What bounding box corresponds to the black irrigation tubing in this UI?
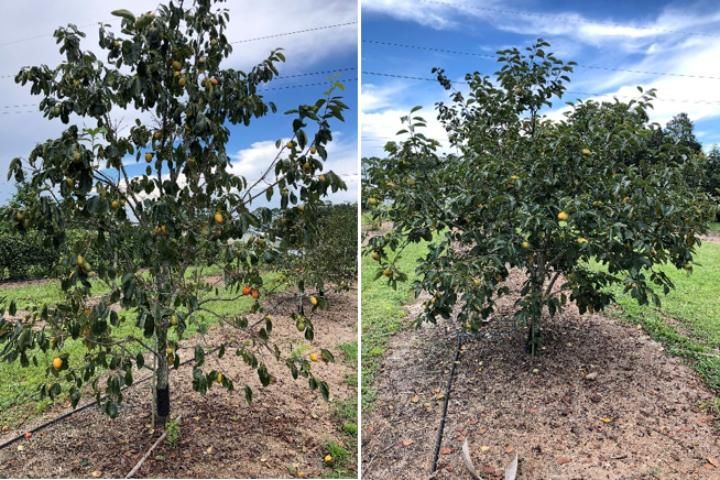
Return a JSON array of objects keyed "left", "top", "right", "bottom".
[
  {"left": 430, "top": 330, "right": 463, "bottom": 475},
  {"left": 0, "top": 346, "right": 221, "bottom": 451}
]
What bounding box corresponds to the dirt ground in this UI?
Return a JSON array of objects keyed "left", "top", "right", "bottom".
[
  {"left": 362, "top": 270, "right": 720, "bottom": 480},
  {"left": 0, "top": 286, "right": 358, "bottom": 479}
]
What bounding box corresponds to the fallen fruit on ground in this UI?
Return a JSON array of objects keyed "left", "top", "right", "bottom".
[
  {"left": 309, "top": 352, "right": 319, "bottom": 362},
  {"left": 309, "top": 295, "right": 318, "bottom": 306}
]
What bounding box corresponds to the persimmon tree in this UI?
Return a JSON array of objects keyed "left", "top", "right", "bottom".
[
  {"left": 269, "top": 202, "right": 357, "bottom": 310},
  {"left": 0, "top": 0, "right": 347, "bottom": 424},
  {"left": 364, "top": 39, "right": 712, "bottom": 354}
]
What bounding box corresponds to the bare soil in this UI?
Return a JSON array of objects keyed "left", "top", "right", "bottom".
[
  {"left": 0, "top": 286, "right": 358, "bottom": 479},
  {"left": 362, "top": 270, "right": 720, "bottom": 480}
]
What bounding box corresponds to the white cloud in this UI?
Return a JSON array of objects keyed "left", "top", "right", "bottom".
[
  {"left": 361, "top": 81, "right": 452, "bottom": 158},
  {"left": 229, "top": 134, "right": 358, "bottom": 206},
  {"left": 364, "top": 1, "right": 720, "bottom": 138},
  {"left": 363, "top": 0, "right": 468, "bottom": 29}
]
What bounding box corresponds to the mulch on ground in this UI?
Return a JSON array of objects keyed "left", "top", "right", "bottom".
[
  {"left": 362, "top": 270, "right": 720, "bottom": 480},
  {"left": 0, "top": 286, "right": 358, "bottom": 479}
]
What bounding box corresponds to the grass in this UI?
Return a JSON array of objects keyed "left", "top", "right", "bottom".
[
  {"left": 323, "top": 339, "right": 358, "bottom": 479},
  {"left": 320, "top": 440, "right": 352, "bottom": 479},
  {"left": 337, "top": 341, "right": 357, "bottom": 363},
  {"left": 594, "top": 242, "right": 720, "bottom": 392},
  {"left": 708, "top": 222, "right": 720, "bottom": 233},
  {"left": 0, "top": 270, "right": 286, "bottom": 428},
  {"left": 361, "top": 234, "right": 430, "bottom": 409}
]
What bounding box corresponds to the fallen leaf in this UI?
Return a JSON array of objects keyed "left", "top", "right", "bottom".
[
  {"left": 206, "top": 446, "right": 215, "bottom": 455},
  {"left": 708, "top": 457, "right": 720, "bottom": 468},
  {"left": 505, "top": 446, "right": 515, "bottom": 454},
  {"left": 479, "top": 445, "right": 491, "bottom": 453},
  {"left": 557, "top": 455, "right": 572, "bottom": 465},
  {"left": 411, "top": 395, "right": 420, "bottom": 403},
  {"left": 600, "top": 417, "right": 612, "bottom": 424},
  {"left": 91, "top": 471, "right": 102, "bottom": 478},
  {"left": 585, "top": 372, "right": 598, "bottom": 380},
  {"left": 440, "top": 447, "right": 453, "bottom": 455},
  {"left": 401, "top": 438, "right": 415, "bottom": 447},
  {"left": 16, "top": 445, "right": 24, "bottom": 451},
  {"left": 480, "top": 465, "right": 498, "bottom": 475}
]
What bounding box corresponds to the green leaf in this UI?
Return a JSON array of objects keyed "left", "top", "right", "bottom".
[
  {"left": 257, "top": 363, "right": 271, "bottom": 387},
  {"left": 111, "top": 9, "right": 136, "bottom": 21},
  {"left": 194, "top": 346, "right": 205, "bottom": 367}
]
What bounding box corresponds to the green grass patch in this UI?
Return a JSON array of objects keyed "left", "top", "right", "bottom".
[
  {"left": 325, "top": 339, "right": 358, "bottom": 478},
  {"left": 708, "top": 222, "right": 720, "bottom": 233},
  {"left": 320, "top": 440, "right": 352, "bottom": 479},
  {"left": 337, "top": 341, "right": 357, "bottom": 363},
  {"left": 361, "top": 236, "right": 429, "bottom": 409},
  {"left": 1, "top": 278, "right": 110, "bottom": 308},
  {"left": 594, "top": 242, "right": 720, "bottom": 392}
]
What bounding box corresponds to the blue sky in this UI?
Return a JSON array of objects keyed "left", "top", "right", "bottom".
[
  {"left": 0, "top": 0, "right": 358, "bottom": 205},
  {"left": 361, "top": 0, "right": 720, "bottom": 157}
]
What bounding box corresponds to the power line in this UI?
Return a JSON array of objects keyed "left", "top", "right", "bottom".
[
  {"left": 260, "top": 77, "right": 356, "bottom": 91},
  {"left": 0, "top": 22, "right": 101, "bottom": 49},
  {"left": 363, "top": 39, "right": 720, "bottom": 81},
  {"left": 0, "top": 71, "right": 356, "bottom": 112},
  {"left": 362, "top": 70, "right": 720, "bottom": 105},
  {"left": 0, "top": 21, "right": 356, "bottom": 78},
  {"left": 230, "top": 21, "right": 356, "bottom": 44},
  {"left": 1, "top": 66, "right": 356, "bottom": 82},
  {"left": 420, "top": 0, "right": 719, "bottom": 39},
  {"left": 277, "top": 67, "right": 356, "bottom": 80}
]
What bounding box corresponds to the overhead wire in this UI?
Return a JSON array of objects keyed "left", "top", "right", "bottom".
[
  {"left": 363, "top": 39, "right": 720, "bottom": 81},
  {"left": 362, "top": 70, "right": 720, "bottom": 105}
]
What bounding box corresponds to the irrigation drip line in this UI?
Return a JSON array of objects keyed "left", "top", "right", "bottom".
[{"left": 430, "top": 330, "right": 463, "bottom": 475}]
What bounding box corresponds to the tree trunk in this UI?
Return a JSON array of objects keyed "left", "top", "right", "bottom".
[
  {"left": 526, "top": 254, "right": 545, "bottom": 355},
  {"left": 155, "top": 329, "right": 170, "bottom": 427}
]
